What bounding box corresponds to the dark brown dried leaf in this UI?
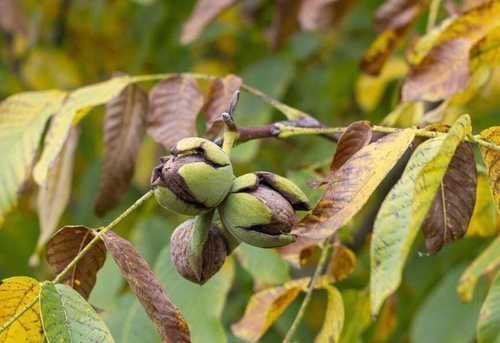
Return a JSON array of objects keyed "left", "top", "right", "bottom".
[
  {"left": 147, "top": 76, "right": 204, "bottom": 150},
  {"left": 102, "top": 231, "right": 191, "bottom": 343},
  {"left": 181, "top": 0, "right": 239, "bottom": 45},
  {"left": 204, "top": 75, "right": 242, "bottom": 138},
  {"left": 422, "top": 142, "right": 478, "bottom": 254},
  {"left": 269, "top": 0, "right": 301, "bottom": 51},
  {"left": 95, "top": 84, "right": 147, "bottom": 216},
  {"left": 331, "top": 121, "right": 373, "bottom": 172},
  {"left": 46, "top": 225, "right": 106, "bottom": 299},
  {"left": 299, "top": 0, "right": 357, "bottom": 32}
]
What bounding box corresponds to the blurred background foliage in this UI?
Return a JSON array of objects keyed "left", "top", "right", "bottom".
[{"left": 0, "top": 0, "right": 498, "bottom": 342}]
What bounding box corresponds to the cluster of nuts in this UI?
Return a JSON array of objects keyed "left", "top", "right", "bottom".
[{"left": 151, "top": 137, "right": 310, "bottom": 284}]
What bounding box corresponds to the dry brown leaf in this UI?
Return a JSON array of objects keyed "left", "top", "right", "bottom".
[
  {"left": 402, "top": 1, "right": 500, "bottom": 101},
  {"left": 0, "top": 0, "right": 29, "bottom": 37},
  {"left": 269, "top": 0, "right": 302, "bottom": 50},
  {"left": 95, "top": 83, "right": 147, "bottom": 216},
  {"left": 330, "top": 121, "right": 373, "bottom": 172},
  {"left": 37, "top": 127, "right": 79, "bottom": 255},
  {"left": 298, "top": 0, "right": 357, "bottom": 32},
  {"left": 421, "top": 142, "right": 477, "bottom": 254},
  {"left": 46, "top": 225, "right": 106, "bottom": 299},
  {"left": 360, "top": 29, "right": 407, "bottom": 76},
  {"left": 181, "top": 0, "right": 239, "bottom": 45},
  {"left": 147, "top": 76, "right": 204, "bottom": 150},
  {"left": 203, "top": 74, "right": 242, "bottom": 138},
  {"left": 374, "top": 0, "right": 422, "bottom": 31},
  {"left": 102, "top": 231, "right": 191, "bottom": 343},
  {"left": 327, "top": 244, "right": 357, "bottom": 282}
]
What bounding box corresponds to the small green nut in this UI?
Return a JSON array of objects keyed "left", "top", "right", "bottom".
[
  {"left": 151, "top": 137, "right": 234, "bottom": 215},
  {"left": 218, "top": 172, "right": 310, "bottom": 248}
]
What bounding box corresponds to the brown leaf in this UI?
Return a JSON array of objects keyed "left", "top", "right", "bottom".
[
  {"left": 269, "top": 0, "right": 301, "bottom": 51},
  {"left": 46, "top": 225, "right": 106, "bottom": 299},
  {"left": 147, "top": 76, "right": 204, "bottom": 150},
  {"left": 102, "top": 231, "right": 191, "bottom": 343},
  {"left": 360, "top": 29, "right": 407, "bottom": 76},
  {"left": 95, "top": 83, "right": 147, "bottom": 216},
  {"left": 203, "top": 74, "right": 242, "bottom": 138},
  {"left": 181, "top": 0, "right": 239, "bottom": 45},
  {"left": 327, "top": 244, "right": 357, "bottom": 282},
  {"left": 374, "top": 0, "right": 423, "bottom": 32},
  {"left": 299, "top": 0, "right": 357, "bottom": 32},
  {"left": 277, "top": 234, "right": 320, "bottom": 267},
  {"left": 0, "top": 0, "right": 29, "bottom": 37},
  {"left": 330, "top": 121, "right": 372, "bottom": 172},
  {"left": 421, "top": 142, "right": 477, "bottom": 254},
  {"left": 402, "top": 1, "right": 500, "bottom": 101},
  {"left": 37, "top": 127, "right": 79, "bottom": 254}
]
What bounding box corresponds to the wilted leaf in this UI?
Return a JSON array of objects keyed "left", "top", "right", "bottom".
[
  {"left": 232, "top": 276, "right": 330, "bottom": 342},
  {"left": 422, "top": 142, "right": 477, "bottom": 254},
  {"left": 371, "top": 115, "right": 471, "bottom": 315},
  {"left": 402, "top": 2, "right": 500, "bottom": 101},
  {"left": 0, "top": 276, "right": 42, "bottom": 343},
  {"left": 468, "top": 173, "right": 498, "bottom": 237},
  {"left": 36, "top": 127, "right": 79, "bottom": 255},
  {"left": 315, "top": 285, "right": 344, "bottom": 343},
  {"left": 331, "top": 121, "right": 372, "bottom": 172},
  {"left": 479, "top": 127, "right": 500, "bottom": 211},
  {"left": 477, "top": 272, "right": 500, "bottom": 343},
  {"left": 327, "top": 244, "right": 357, "bottom": 282},
  {"left": 339, "top": 289, "right": 371, "bottom": 343},
  {"left": 40, "top": 282, "right": 114, "bottom": 342},
  {"left": 95, "top": 84, "right": 147, "bottom": 216},
  {"left": 458, "top": 235, "right": 500, "bottom": 302},
  {"left": 0, "top": 91, "right": 66, "bottom": 227},
  {"left": 181, "top": 0, "right": 239, "bottom": 44},
  {"left": 147, "top": 76, "right": 204, "bottom": 150},
  {"left": 46, "top": 225, "right": 106, "bottom": 299},
  {"left": 295, "top": 128, "right": 415, "bottom": 240},
  {"left": 102, "top": 231, "right": 190, "bottom": 343},
  {"left": 203, "top": 74, "right": 242, "bottom": 137},
  {"left": 298, "top": 0, "right": 356, "bottom": 32},
  {"left": 34, "top": 76, "right": 132, "bottom": 185}
]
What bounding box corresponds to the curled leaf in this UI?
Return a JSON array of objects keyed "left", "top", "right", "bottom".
[
  {"left": 102, "top": 231, "right": 190, "bottom": 343},
  {"left": 46, "top": 225, "right": 106, "bottom": 299},
  {"left": 95, "top": 83, "right": 148, "bottom": 216},
  {"left": 330, "top": 121, "right": 372, "bottom": 172},
  {"left": 147, "top": 76, "right": 204, "bottom": 150}
]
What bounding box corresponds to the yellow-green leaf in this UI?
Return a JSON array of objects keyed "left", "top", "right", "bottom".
[
  {"left": 33, "top": 76, "right": 131, "bottom": 185},
  {"left": 458, "top": 235, "right": 500, "bottom": 302},
  {"left": 0, "top": 91, "right": 66, "bottom": 227},
  {"left": 371, "top": 115, "right": 471, "bottom": 315},
  {"left": 381, "top": 102, "right": 424, "bottom": 127},
  {"left": 480, "top": 127, "right": 500, "bottom": 211},
  {"left": 315, "top": 285, "right": 344, "bottom": 343},
  {"left": 477, "top": 272, "right": 500, "bottom": 343},
  {"left": 467, "top": 173, "right": 498, "bottom": 237},
  {"left": 0, "top": 276, "right": 42, "bottom": 343},
  {"left": 339, "top": 289, "right": 371, "bottom": 343},
  {"left": 472, "top": 26, "right": 500, "bottom": 68}
]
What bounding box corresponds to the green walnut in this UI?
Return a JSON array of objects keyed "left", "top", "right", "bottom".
[
  {"left": 151, "top": 137, "right": 234, "bottom": 215},
  {"left": 218, "top": 172, "right": 310, "bottom": 248}
]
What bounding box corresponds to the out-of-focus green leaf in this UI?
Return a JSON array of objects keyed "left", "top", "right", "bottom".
[
  {"left": 477, "top": 272, "right": 500, "bottom": 343},
  {"left": 130, "top": 216, "right": 172, "bottom": 266},
  {"left": 338, "top": 289, "right": 371, "bottom": 343}
]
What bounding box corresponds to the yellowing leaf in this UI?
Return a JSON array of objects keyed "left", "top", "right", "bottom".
[
  {"left": 480, "top": 127, "right": 500, "bottom": 211},
  {"left": 381, "top": 102, "right": 424, "bottom": 127},
  {"left": 360, "top": 29, "right": 405, "bottom": 76},
  {"left": 472, "top": 26, "right": 500, "bottom": 68},
  {"left": 327, "top": 244, "right": 357, "bottom": 282},
  {"left": 0, "top": 276, "right": 42, "bottom": 343},
  {"left": 477, "top": 272, "right": 500, "bottom": 343},
  {"left": 339, "top": 289, "right": 371, "bottom": 343},
  {"left": 33, "top": 76, "right": 132, "bottom": 185},
  {"left": 458, "top": 235, "right": 500, "bottom": 302},
  {"left": 0, "top": 90, "right": 66, "bottom": 226},
  {"left": 467, "top": 173, "right": 498, "bottom": 237},
  {"left": 356, "top": 58, "right": 408, "bottom": 112},
  {"left": 315, "top": 285, "right": 344, "bottom": 343},
  {"left": 371, "top": 115, "right": 471, "bottom": 315},
  {"left": 295, "top": 129, "right": 415, "bottom": 240}
]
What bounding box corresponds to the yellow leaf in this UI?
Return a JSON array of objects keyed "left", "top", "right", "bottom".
[
  {"left": 381, "top": 102, "right": 424, "bottom": 127},
  {"left": 458, "top": 235, "right": 500, "bottom": 302},
  {"left": 472, "top": 26, "right": 500, "bottom": 68},
  {"left": 33, "top": 76, "right": 131, "bottom": 185},
  {"left": 327, "top": 244, "right": 357, "bottom": 282},
  {"left": 360, "top": 30, "right": 404, "bottom": 76},
  {"left": 0, "top": 276, "right": 42, "bottom": 343},
  {"left": 371, "top": 115, "right": 471, "bottom": 315},
  {"left": 315, "top": 285, "right": 344, "bottom": 343},
  {"left": 0, "top": 90, "right": 66, "bottom": 226},
  {"left": 480, "top": 126, "right": 500, "bottom": 211},
  {"left": 467, "top": 173, "right": 498, "bottom": 237}
]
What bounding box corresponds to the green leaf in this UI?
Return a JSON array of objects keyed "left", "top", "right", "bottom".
[
  {"left": 458, "top": 235, "right": 500, "bottom": 302},
  {"left": 154, "top": 245, "right": 235, "bottom": 343},
  {"left": 33, "top": 76, "right": 131, "bottom": 185},
  {"left": 114, "top": 294, "right": 160, "bottom": 343},
  {"left": 411, "top": 265, "right": 485, "bottom": 343},
  {"left": 371, "top": 115, "right": 471, "bottom": 315},
  {"left": 235, "top": 244, "right": 290, "bottom": 287},
  {"left": 477, "top": 272, "right": 500, "bottom": 343},
  {"left": 0, "top": 90, "right": 66, "bottom": 226},
  {"left": 338, "top": 289, "right": 371, "bottom": 343},
  {"left": 40, "top": 282, "right": 114, "bottom": 342},
  {"left": 315, "top": 285, "right": 344, "bottom": 343}
]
